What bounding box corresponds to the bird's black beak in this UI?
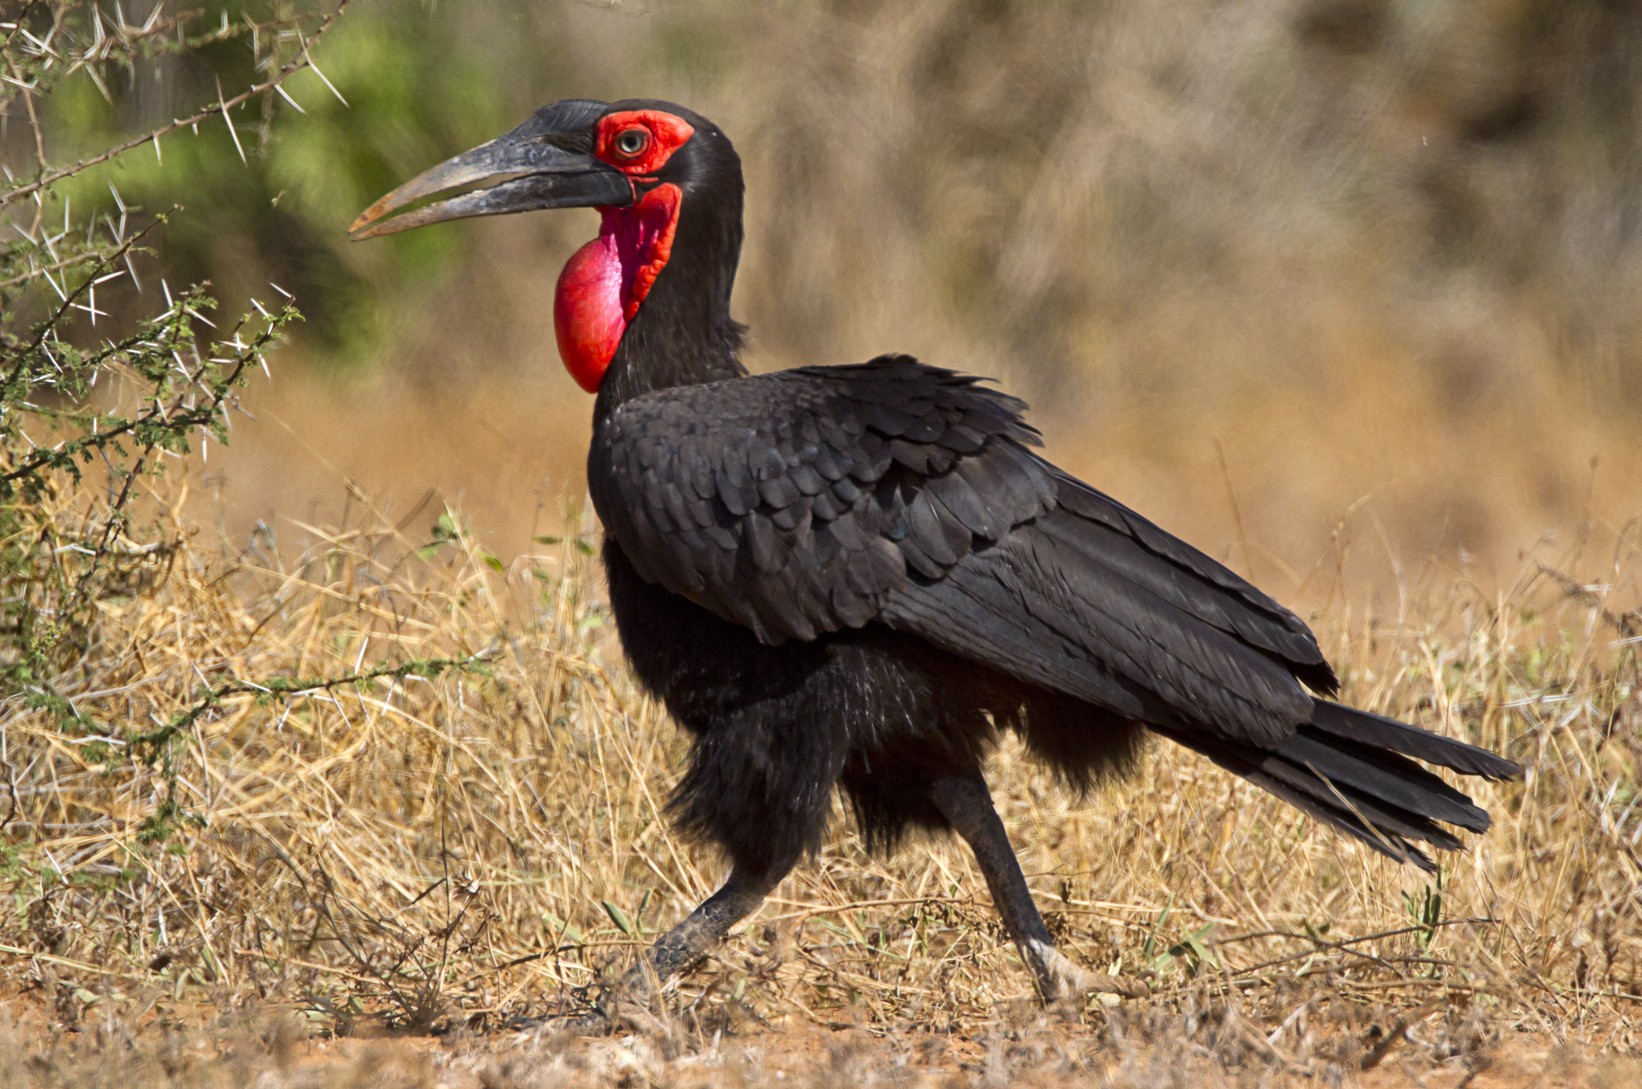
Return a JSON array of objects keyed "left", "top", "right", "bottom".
[{"left": 349, "top": 127, "right": 633, "bottom": 240}]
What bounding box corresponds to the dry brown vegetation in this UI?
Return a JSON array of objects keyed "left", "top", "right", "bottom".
[
  {"left": 1, "top": 454, "right": 1638, "bottom": 1085},
  {"left": 5, "top": 1, "right": 1642, "bottom": 1085}
]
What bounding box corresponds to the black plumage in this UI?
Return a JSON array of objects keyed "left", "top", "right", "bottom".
[
  {"left": 593, "top": 357, "right": 1512, "bottom": 875},
  {"left": 351, "top": 98, "right": 1521, "bottom": 1017}
]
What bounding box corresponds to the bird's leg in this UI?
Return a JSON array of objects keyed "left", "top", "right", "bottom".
[
  {"left": 591, "top": 859, "right": 789, "bottom": 1029},
  {"left": 928, "top": 774, "right": 1138, "bottom": 1005}
]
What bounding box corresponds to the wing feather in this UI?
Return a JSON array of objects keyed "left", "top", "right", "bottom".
[{"left": 588, "top": 355, "right": 1052, "bottom": 644}]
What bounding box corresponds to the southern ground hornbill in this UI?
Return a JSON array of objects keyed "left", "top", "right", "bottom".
[{"left": 351, "top": 99, "right": 1520, "bottom": 1018}]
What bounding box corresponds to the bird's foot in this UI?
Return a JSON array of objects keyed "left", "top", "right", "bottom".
[
  {"left": 506, "top": 1007, "right": 614, "bottom": 1035},
  {"left": 506, "top": 993, "right": 683, "bottom": 1037},
  {"left": 1022, "top": 938, "right": 1147, "bottom": 1006},
  {"left": 593, "top": 988, "right": 683, "bottom": 1036},
  {"left": 509, "top": 983, "right": 691, "bottom": 1037},
  {"left": 505, "top": 998, "right": 679, "bottom": 1038}
]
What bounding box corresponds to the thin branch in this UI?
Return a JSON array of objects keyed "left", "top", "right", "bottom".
[
  {"left": 0, "top": 212, "right": 170, "bottom": 398},
  {"left": 0, "top": 0, "right": 48, "bottom": 53},
  {"left": 129, "top": 649, "right": 497, "bottom": 760},
  {"left": 0, "top": 0, "right": 351, "bottom": 209}
]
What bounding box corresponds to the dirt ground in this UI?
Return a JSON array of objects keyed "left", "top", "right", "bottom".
[
  {"left": 3, "top": 988, "right": 1636, "bottom": 1089},
  {"left": 296, "top": 1026, "right": 1635, "bottom": 1089}
]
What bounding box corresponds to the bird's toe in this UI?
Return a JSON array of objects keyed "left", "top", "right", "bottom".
[
  {"left": 1027, "top": 939, "right": 1147, "bottom": 1005},
  {"left": 508, "top": 1007, "right": 616, "bottom": 1036}
]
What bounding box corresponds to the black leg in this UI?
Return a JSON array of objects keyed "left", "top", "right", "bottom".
[
  {"left": 628, "top": 864, "right": 785, "bottom": 985},
  {"left": 928, "top": 774, "right": 1138, "bottom": 1003},
  {"left": 571, "top": 858, "right": 790, "bottom": 1030}
]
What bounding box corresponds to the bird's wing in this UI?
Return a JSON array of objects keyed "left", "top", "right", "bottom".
[
  {"left": 588, "top": 355, "right": 1057, "bottom": 643},
  {"left": 880, "top": 474, "right": 1336, "bottom": 746},
  {"left": 593, "top": 353, "right": 1336, "bottom": 745}
]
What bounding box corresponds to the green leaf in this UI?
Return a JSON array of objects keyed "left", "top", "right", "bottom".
[
  {"left": 543, "top": 913, "right": 585, "bottom": 946},
  {"left": 602, "top": 899, "right": 636, "bottom": 935}
]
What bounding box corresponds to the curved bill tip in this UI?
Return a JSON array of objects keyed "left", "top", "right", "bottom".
[
  {"left": 348, "top": 195, "right": 403, "bottom": 239},
  {"left": 347, "top": 142, "right": 526, "bottom": 241},
  {"left": 348, "top": 138, "right": 634, "bottom": 241}
]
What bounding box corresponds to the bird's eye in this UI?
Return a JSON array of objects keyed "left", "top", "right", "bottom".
[{"left": 614, "top": 128, "right": 650, "bottom": 158}]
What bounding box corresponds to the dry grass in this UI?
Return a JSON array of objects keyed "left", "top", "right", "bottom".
[{"left": 1, "top": 437, "right": 1638, "bottom": 1083}]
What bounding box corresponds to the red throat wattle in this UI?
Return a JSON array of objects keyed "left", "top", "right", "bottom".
[{"left": 554, "top": 183, "right": 682, "bottom": 392}]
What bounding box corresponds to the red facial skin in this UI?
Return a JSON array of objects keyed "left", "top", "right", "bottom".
[{"left": 553, "top": 110, "right": 695, "bottom": 392}]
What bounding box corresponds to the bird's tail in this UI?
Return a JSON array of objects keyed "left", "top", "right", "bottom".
[{"left": 1160, "top": 700, "right": 1521, "bottom": 872}]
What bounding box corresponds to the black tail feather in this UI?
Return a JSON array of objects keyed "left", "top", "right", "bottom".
[
  {"left": 1224, "top": 756, "right": 1439, "bottom": 872},
  {"left": 1310, "top": 700, "right": 1520, "bottom": 781},
  {"left": 1277, "top": 732, "right": 1491, "bottom": 832},
  {"left": 1160, "top": 699, "right": 1518, "bottom": 871}
]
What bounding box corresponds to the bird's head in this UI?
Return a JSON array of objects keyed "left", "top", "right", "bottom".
[{"left": 351, "top": 99, "right": 743, "bottom": 394}]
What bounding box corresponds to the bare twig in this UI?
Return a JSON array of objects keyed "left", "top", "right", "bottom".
[{"left": 0, "top": 1, "right": 352, "bottom": 209}]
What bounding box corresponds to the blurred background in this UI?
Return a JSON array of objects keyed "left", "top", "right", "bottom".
[{"left": 11, "top": 0, "right": 1642, "bottom": 613}]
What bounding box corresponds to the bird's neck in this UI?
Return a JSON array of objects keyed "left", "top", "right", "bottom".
[{"left": 590, "top": 181, "right": 747, "bottom": 419}]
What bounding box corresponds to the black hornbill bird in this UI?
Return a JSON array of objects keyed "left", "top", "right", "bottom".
[{"left": 351, "top": 99, "right": 1520, "bottom": 1015}]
